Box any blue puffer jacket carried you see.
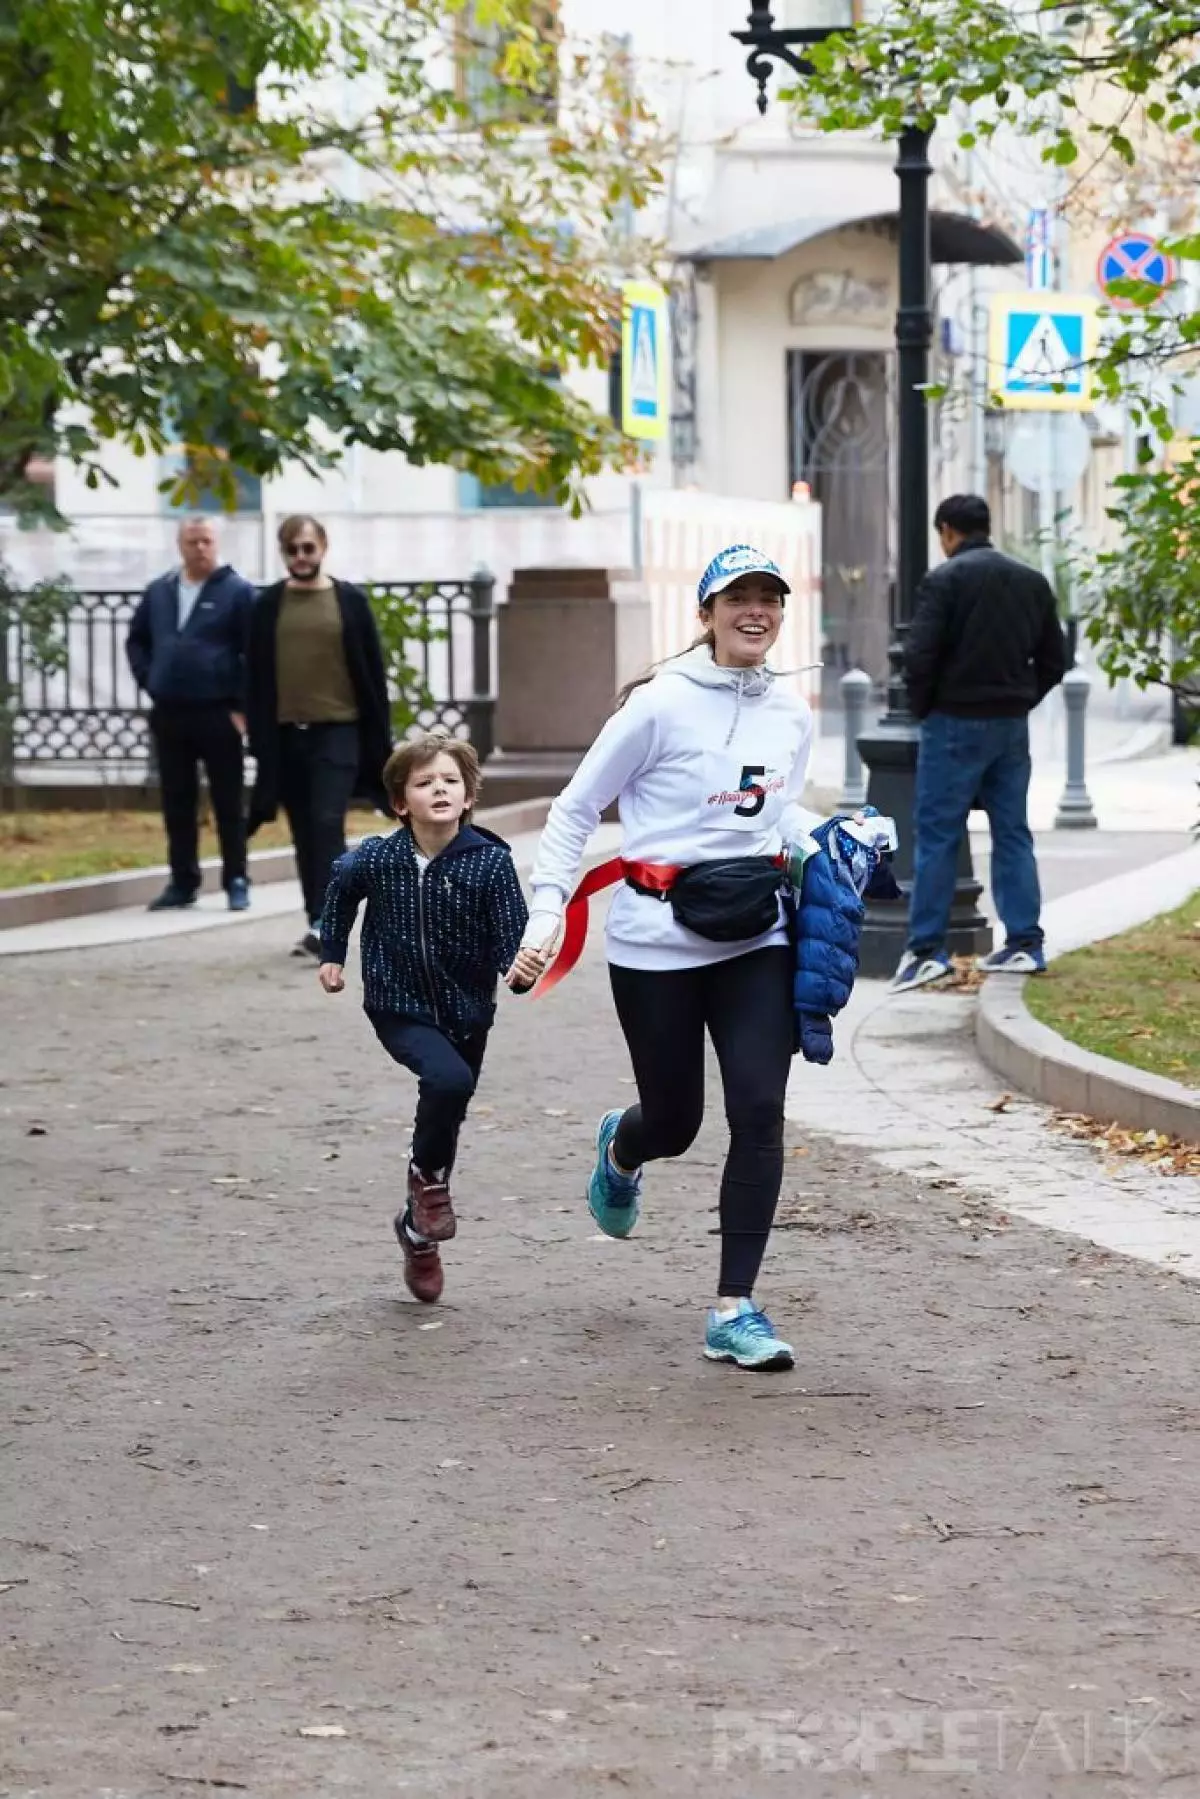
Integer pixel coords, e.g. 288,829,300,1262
319,824,529,1042
126,564,256,707
791,848,866,1066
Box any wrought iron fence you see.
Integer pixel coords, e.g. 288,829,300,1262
1,574,496,774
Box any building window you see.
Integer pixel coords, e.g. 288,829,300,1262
455,1,559,125
457,472,558,511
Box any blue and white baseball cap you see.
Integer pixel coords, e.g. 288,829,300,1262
697,544,791,608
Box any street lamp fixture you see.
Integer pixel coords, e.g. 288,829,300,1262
733,2,991,975
732,1,855,113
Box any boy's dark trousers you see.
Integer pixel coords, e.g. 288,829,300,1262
370,1015,490,1175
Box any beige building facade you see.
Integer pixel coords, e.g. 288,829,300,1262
8,0,1033,700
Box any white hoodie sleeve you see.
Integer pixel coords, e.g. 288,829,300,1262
522,687,659,948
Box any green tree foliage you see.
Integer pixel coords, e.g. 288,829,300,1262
0,0,663,522
1083,461,1200,704
782,0,1200,698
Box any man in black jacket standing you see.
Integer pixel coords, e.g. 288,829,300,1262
246,515,392,959
892,493,1067,991
127,519,256,912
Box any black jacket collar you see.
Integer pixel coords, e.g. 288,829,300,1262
949,533,993,557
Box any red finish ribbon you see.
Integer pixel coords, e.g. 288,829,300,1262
532,858,682,997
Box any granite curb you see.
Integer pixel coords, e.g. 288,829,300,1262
976,972,1199,1144
0,797,554,932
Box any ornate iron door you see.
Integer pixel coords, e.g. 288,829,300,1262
787,350,893,703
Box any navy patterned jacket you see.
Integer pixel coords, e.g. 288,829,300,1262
319,824,530,1041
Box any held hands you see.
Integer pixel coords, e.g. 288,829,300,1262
503,902,563,994
504,945,548,994
318,963,345,994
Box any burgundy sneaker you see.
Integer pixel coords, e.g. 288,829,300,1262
408,1164,457,1242
394,1214,444,1304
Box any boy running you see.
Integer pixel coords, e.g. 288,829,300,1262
318,732,545,1302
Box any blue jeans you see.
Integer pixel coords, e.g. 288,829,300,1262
908,712,1042,958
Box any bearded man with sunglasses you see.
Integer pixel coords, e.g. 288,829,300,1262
247,515,392,958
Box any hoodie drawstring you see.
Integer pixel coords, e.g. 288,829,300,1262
725,666,772,745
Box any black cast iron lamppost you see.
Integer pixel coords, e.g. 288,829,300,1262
733,3,991,976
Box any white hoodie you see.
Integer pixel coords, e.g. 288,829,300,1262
528,644,817,972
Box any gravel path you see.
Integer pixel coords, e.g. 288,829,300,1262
2,908,1199,1795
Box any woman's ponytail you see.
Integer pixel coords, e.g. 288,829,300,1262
615,625,716,710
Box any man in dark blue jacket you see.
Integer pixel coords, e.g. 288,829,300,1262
893,493,1067,991
126,519,257,911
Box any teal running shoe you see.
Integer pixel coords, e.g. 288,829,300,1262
586,1109,642,1239
704,1299,794,1371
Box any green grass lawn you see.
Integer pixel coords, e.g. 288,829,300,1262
0,809,294,889
1026,892,1200,1090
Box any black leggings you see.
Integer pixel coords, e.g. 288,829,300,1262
609,946,794,1299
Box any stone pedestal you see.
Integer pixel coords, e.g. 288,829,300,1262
484,567,651,807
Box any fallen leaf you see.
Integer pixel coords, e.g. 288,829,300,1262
985,1093,1014,1114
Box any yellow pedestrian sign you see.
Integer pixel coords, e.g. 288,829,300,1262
621,280,670,441
989,293,1099,411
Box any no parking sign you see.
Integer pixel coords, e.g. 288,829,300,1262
1097,233,1176,310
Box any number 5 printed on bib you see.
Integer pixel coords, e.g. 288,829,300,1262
734,765,767,819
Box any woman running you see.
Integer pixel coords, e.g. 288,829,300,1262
514,545,819,1372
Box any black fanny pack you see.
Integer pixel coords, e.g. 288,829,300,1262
627,856,784,943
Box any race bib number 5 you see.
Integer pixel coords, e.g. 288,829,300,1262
705,761,784,825
734,765,767,819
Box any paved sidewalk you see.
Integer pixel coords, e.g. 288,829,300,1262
5,887,1200,1793
791,838,1200,1282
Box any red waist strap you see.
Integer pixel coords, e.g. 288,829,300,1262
532,858,682,997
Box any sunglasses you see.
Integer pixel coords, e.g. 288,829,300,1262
283,540,321,556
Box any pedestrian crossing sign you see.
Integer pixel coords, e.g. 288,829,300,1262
621,280,670,441
988,293,1099,411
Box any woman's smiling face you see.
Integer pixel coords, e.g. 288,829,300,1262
703,574,785,668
